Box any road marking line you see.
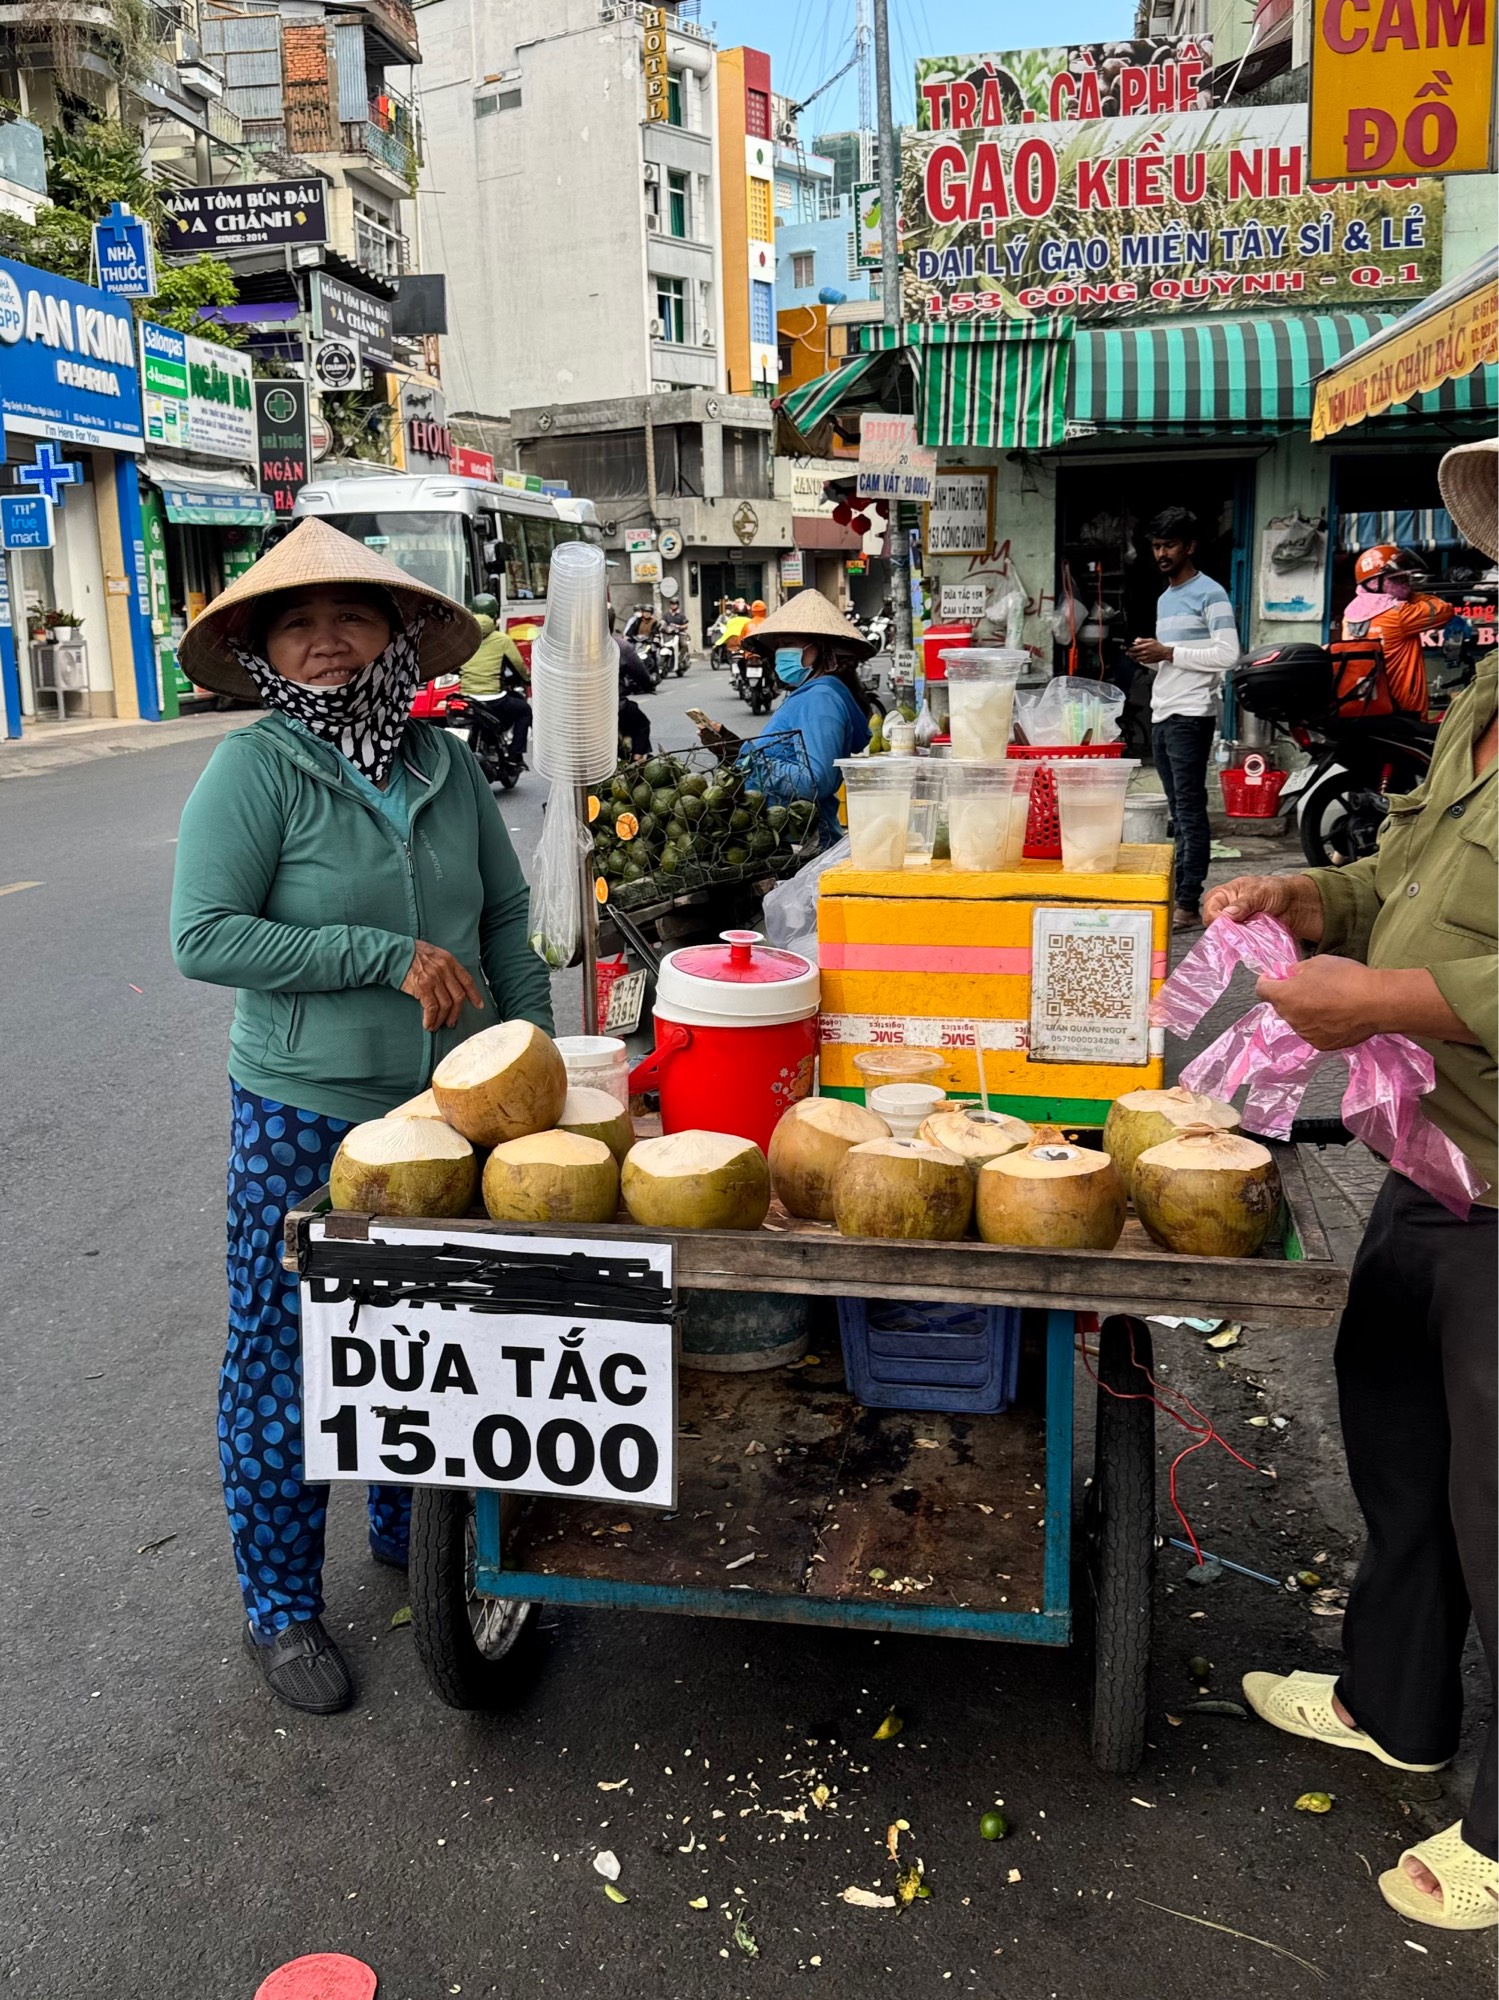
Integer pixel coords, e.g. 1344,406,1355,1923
0,880,42,897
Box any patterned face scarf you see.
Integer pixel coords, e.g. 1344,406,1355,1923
233,607,446,786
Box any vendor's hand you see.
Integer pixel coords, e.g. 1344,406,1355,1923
1254,956,1383,1050
1127,638,1172,665
401,941,482,1032
1203,872,1325,941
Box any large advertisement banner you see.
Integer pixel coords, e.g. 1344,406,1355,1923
900,104,1444,322
915,39,1215,129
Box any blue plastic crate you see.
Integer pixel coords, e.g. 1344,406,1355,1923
836,1298,1023,1414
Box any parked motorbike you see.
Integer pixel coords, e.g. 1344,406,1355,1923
859,609,893,655
1231,643,1437,868
733,650,776,715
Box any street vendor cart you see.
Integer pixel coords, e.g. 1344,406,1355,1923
285,1151,1345,1774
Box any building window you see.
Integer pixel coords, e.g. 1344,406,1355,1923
790,251,814,289
353,196,404,275
750,280,775,344
655,274,685,343
778,339,793,378
667,168,689,239
747,174,771,243
775,176,792,213
746,86,770,138
667,72,683,126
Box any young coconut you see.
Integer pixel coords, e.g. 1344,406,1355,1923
768,1097,892,1221
917,1105,1033,1182
557,1086,635,1164
431,1019,568,1148
976,1143,1125,1250
621,1131,771,1231
832,1137,973,1242
387,1087,443,1121
330,1117,476,1217
1131,1127,1280,1259
1103,1087,1241,1196
482,1130,620,1225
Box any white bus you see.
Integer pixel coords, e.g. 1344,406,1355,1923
293,472,605,623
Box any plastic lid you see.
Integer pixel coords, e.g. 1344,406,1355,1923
672,930,809,985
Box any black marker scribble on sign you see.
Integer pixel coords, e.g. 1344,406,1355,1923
305,1241,672,1329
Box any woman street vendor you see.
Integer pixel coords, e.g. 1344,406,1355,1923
170,520,553,1717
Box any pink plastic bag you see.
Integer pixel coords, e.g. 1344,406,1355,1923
1151,917,1485,1219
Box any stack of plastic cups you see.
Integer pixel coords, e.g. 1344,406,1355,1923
1048,759,1142,873
531,541,619,785
945,761,1035,872
941,649,1027,762
836,756,919,871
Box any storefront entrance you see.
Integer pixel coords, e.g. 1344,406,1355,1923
698,561,765,644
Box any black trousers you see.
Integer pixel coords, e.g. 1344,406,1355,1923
1152,713,1216,913
1335,1172,1497,1858
619,700,651,759
476,691,530,757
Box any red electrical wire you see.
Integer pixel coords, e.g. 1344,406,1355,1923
1078,1318,1267,1567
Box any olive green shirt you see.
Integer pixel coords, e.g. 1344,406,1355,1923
1307,653,1497,1202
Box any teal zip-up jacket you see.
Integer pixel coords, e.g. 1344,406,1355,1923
171,715,554,1124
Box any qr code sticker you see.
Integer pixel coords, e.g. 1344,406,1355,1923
1042,932,1141,1020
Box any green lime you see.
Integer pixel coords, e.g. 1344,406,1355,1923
644,757,673,788
702,785,729,815
724,845,750,866
678,772,708,798
605,850,628,879
979,1812,1007,1841
610,776,633,803
631,782,653,813
651,788,678,817
749,827,776,856
730,807,752,831
766,804,788,832
741,789,766,816
621,859,646,883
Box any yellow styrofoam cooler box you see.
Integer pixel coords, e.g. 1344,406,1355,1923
817,846,1173,1128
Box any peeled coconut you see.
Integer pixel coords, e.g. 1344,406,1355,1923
330,1117,476,1217
621,1131,771,1232
917,1105,1033,1181
431,1019,567,1148
557,1086,634,1164
976,1143,1125,1250
388,1087,443,1121
1103,1087,1241,1195
832,1137,973,1241
482,1130,620,1225
768,1097,892,1221
1131,1128,1280,1259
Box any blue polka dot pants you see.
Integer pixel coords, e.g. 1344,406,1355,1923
223,1084,411,1640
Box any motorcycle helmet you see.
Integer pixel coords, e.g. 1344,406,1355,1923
751,599,767,617
469,591,500,618
1354,544,1418,585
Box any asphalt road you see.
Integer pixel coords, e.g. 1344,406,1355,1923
1,686,1490,1999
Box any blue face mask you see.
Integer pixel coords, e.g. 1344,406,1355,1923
774,647,811,688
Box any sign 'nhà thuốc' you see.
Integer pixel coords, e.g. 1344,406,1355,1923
900,103,1444,322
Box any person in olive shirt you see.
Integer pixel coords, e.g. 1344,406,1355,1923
461,596,531,760
1205,436,1497,1933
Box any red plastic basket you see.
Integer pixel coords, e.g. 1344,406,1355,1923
1009,743,1125,858
1220,753,1288,819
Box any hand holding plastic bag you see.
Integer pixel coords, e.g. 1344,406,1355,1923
1152,916,1486,1218
527,788,591,970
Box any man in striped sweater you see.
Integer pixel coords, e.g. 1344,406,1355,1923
1128,506,1242,930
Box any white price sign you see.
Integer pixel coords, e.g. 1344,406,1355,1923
856,414,936,504
926,469,995,558
301,1225,676,1508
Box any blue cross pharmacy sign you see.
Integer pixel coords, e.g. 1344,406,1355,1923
91,203,157,299
19,442,83,506
0,256,144,452
0,493,54,549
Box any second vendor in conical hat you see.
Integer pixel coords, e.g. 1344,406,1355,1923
702,591,877,847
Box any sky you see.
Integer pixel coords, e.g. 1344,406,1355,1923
705,0,1123,131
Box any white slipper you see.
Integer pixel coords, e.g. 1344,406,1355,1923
1241,1669,1448,1772
1379,1821,1498,1931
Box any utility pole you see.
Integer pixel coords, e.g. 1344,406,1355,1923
872,0,911,667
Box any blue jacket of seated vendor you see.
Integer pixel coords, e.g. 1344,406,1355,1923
752,674,871,847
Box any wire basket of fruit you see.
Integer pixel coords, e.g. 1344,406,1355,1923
591,735,821,911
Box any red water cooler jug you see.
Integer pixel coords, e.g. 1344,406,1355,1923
627,930,819,1153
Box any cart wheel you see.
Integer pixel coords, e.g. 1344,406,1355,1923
1085,1316,1156,1774
409,1488,535,1710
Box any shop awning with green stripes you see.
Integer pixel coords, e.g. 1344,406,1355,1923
1067,313,1498,434
856,319,1074,451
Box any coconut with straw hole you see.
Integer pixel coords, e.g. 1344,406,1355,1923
976,1141,1126,1250
1103,1087,1240,1197
768,1098,892,1221
431,1019,568,1148
1131,1125,1281,1258
330,1117,477,1217
483,1131,620,1225
621,1131,772,1231
832,1137,973,1241
917,1104,1033,1182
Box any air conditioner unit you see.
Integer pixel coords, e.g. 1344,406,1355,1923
649,316,666,338
701,328,716,346
645,212,661,231
643,162,660,185
777,118,797,142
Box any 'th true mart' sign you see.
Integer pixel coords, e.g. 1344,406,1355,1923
1310,0,1497,179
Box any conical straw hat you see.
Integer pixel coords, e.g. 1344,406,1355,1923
1439,437,1499,562
742,588,878,659
178,518,482,701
